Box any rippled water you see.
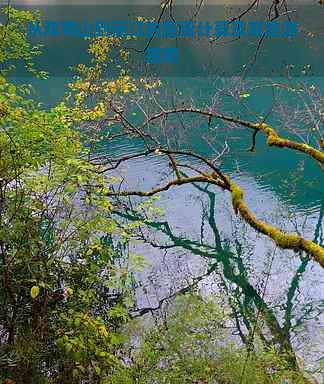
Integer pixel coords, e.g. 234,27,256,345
94,77,323,376
9,2,324,371
23,73,323,373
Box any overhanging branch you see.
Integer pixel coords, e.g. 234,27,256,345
105,150,324,269
143,108,324,166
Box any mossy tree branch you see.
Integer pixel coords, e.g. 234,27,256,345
143,108,324,166
104,149,324,269
227,178,324,268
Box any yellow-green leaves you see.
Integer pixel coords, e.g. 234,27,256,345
239,93,250,99
66,287,74,297
7,84,16,95
30,285,40,299
0,101,9,118
0,6,43,75
98,325,109,337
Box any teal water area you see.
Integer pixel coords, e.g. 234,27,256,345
5,3,324,77
24,75,324,211
6,0,324,374
24,74,323,374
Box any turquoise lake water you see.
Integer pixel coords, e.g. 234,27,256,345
7,0,324,375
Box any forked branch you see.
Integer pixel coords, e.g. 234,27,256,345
143,108,324,165
104,150,324,269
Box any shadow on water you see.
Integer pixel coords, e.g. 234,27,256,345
114,176,323,373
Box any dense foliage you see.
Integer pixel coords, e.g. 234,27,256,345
111,294,310,384
0,7,138,383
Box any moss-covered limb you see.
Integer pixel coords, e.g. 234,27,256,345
227,179,324,269
144,109,324,166
252,123,324,165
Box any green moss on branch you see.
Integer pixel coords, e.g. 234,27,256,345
227,179,324,268
251,123,324,165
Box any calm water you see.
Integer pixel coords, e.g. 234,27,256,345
15,73,323,377
7,0,324,376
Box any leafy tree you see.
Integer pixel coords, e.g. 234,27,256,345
0,6,139,383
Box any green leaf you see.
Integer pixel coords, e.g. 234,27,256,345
64,184,77,193
7,84,16,95
94,365,101,375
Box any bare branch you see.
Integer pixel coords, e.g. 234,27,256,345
105,150,324,268
143,108,324,165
